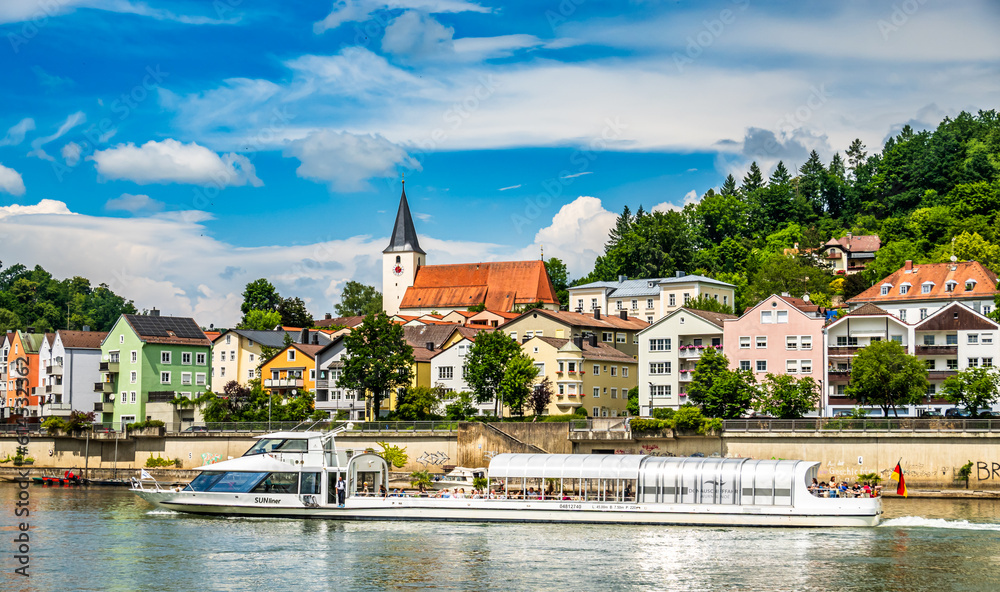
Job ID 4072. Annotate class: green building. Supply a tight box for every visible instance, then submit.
[96,313,212,429]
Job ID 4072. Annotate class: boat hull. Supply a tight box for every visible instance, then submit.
[133,492,881,528]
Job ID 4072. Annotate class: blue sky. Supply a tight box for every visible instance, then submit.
[1,0,998,326]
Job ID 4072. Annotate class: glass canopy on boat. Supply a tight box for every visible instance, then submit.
[488,454,645,481]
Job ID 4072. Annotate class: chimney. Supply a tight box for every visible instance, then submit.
[150,308,160,317]
[325,313,332,320]
[617,275,625,283]
[83,325,90,332]
[573,336,583,349]
[300,328,309,344]
[589,334,597,347]
[594,309,601,320]
[575,307,583,313]
[846,232,852,242]
[311,333,319,345]
[904,260,913,272]
[26,327,34,334]
[675,271,684,278]
[426,341,434,351]
[620,310,628,320]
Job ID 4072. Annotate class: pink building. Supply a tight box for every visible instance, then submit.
[723,295,828,407]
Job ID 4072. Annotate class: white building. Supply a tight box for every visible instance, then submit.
[314,337,365,421]
[430,337,494,415]
[569,273,736,325]
[37,330,108,418]
[847,260,999,320]
[637,307,736,416]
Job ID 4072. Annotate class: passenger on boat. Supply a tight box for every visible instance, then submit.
[440,489,452,499]
[379,484,388,498]
[362,485,370,497]
[336,476,346,507]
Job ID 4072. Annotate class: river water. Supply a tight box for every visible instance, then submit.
[2,484,999,592]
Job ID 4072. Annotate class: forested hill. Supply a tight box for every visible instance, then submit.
[0,262,137,333]
[577,110,1000,313]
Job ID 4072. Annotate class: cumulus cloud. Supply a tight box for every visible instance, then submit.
[104,193,165,215]
[285,130,420,192]
[515,196,617,276]
[61,141,82,166]
[0,163,26,196]
[652,190,700,213]
[0,118,35,147]
[313,0,490,34]
[0,199,73,218]
[90,139,263,187]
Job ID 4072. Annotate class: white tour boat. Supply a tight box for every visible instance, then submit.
[131,428,882,527]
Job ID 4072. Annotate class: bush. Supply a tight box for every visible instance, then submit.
[540,414,580,422]
[42,417,67,434]
[673,405,705,431]
[145,454,178,468]
[574,406,588,417]
[410,470,433,490]
[651,408,676,420]
[127,420,165,431]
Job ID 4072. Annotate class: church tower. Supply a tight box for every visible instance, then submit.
[382,182,425,316]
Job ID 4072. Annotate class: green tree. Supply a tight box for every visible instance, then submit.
[464,331,523,415]
[497,352,540,416]
[0,308,22,331]
[720,174,737,196]
[278,296,313,328]
[544,257,570,307]
[942,366,1000,416]
[335,281,383,317]
[741,161,765,194]
[238,309,282,331]
[684,294,734,315]
[337,312,414,419]
[444,391,477,420]
[755,374,820,418]
[769,161,792,186]
[626,386,639,416]
[392,385,442,420]
[686,347,757,419]
[240,279,281,324]
[846,340,928,416]
[528,376,554,416]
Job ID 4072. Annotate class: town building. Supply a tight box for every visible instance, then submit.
[37,330,107,418]
[0,333,11,414]
[314,314,366,329]
[3,330,46,418]
[314,336,365,421]
[847,260,999,319]
[522,335,637,417]
[466,309,519,328]
[97,313,212,430]
[637,308,736,416]
[382,184,560,316]
[428,327,496,416]
[568,273,736,324]
[825,302,1000,416]
[723,295,827,405]
[260,342,324,399]
[211,328,334,391]
[502,308,648,359]
[818,233,881,275]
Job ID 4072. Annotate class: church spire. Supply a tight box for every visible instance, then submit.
[383,181,425,254]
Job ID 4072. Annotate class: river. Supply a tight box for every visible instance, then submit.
[2,484,999,591]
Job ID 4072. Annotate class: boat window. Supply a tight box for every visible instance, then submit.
[251,472,299,494]
[186,472,224,492]
[206,472,269,493]
[300,472,321,495]
[244,438,309,456]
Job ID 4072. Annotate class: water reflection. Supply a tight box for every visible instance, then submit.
[2,485,999,592]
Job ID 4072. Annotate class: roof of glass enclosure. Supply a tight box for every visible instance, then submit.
[488,454,645,480]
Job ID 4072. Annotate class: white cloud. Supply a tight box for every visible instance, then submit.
[0,199,73,218]
[285,130,420,192]
[516,196,617,277]
[0,0,239,26]
[453,34,544,60]
[382,11,454,60]
[313,0,490,34]
[0,163,26,197]
[61,141,82,166]
[652,190,700,213]
[560,172,593,180]
[105,193,165,214]
[499,184,521,191]
[90,139,263,187]
[27,111,85,161]
[0,118,35,147]
[414,212,432,222]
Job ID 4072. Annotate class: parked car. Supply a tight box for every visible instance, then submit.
[92,425,116,433]
[183,425,209,432]
[832,410,856,418]
[945,408,972,418]
[918,409,944,418]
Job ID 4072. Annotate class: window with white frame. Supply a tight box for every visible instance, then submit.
[786,336,798,350]
[196,352,206,365]
[899,283,910,294]
[591,298,598,310]
[248,369,255,379]
[683,293,691,304]
[776,310,788,323]
[880,284,891,296]
[969,358,980,368]
[984,358,994,367]
[631,299,638,310]
[220,367,226,377]
[925,359,936,370]
[739,360,751,371]
[195,373,206,386]
[130,391,137,404]
[920,308,928,320]
[786,359,798,373]
[602,332,613,342]
[130,371,137,384]
[647,298,654,309]
[669,294,676,307]
[800,335,812,350]
[593,387,600,398]
[922,282,934,294]
[649,362,671,375]
[577,299,583,310]
[226,334,231,345]
[983,334,994,344]
[160,351,171,364]
[756,336,767,349]
[160,371,171,384]
[966,280,977,291]
[947,359,959,370]
[230,350,236,361]
[969,333,979,344]
[800,359,812,373]
[985,305,993,315]
[899,309,907,322]
[739,336,750,349]
[649,338,671,351]
[182,352,192,365]
[650,385,671,397]
[622,367,628,377]
[131,350,137,363]
[611,388,618,399]
[610,366,617,376]
[287,349,296,361]
[181,372,192,385]
[616,333,626,343]
[946,281,957,292]
[761,311,773,324]
[616,300,623,310]
[756,360,767,372]
[121,391,127,403]
[558,384,565,395]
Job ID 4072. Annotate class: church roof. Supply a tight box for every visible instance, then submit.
[383,184,425,255]
[400,261,559,311]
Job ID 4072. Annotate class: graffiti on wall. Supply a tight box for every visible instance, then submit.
[201,452,221,465]
[417,451,450,466]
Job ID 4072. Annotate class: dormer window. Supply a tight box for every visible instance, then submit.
[921,282,934,294]
[899,283,911,295]
[965,279,977,291]
[945,281,957,293]
[880,284,892,296]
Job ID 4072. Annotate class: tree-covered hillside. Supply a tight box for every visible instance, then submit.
[0,262,137,333]
[579,110,1000,313]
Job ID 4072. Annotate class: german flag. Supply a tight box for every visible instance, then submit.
[890,461,908,497]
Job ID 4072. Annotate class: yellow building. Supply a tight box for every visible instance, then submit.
[522,335,638,417]
[260,343,324,397]
[211,329,339,392]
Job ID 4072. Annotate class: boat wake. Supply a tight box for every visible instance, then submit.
[146,509,182,516]
[879,516,1000,531]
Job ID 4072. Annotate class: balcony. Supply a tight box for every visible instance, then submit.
[679,346,722,358]
[915,345,958,356]
[94,381,114,393]
[828,346,862,356]
[95,400,113,413]
[678,372,694,382]
[554,393,583,407]
[148,391,176,403]
[928,370,958,380]
[99,361,120,373]
[45,383,63,395]
[264,378,304,388]
[46,363,63,375]
[828,368,851,380]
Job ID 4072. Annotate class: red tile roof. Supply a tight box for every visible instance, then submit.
[400,261,559,312]
[510,308,649,331]
[848,261,1000,305]
[314,315,366,328]
[532,336,636,362]
[822,234,881,253]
